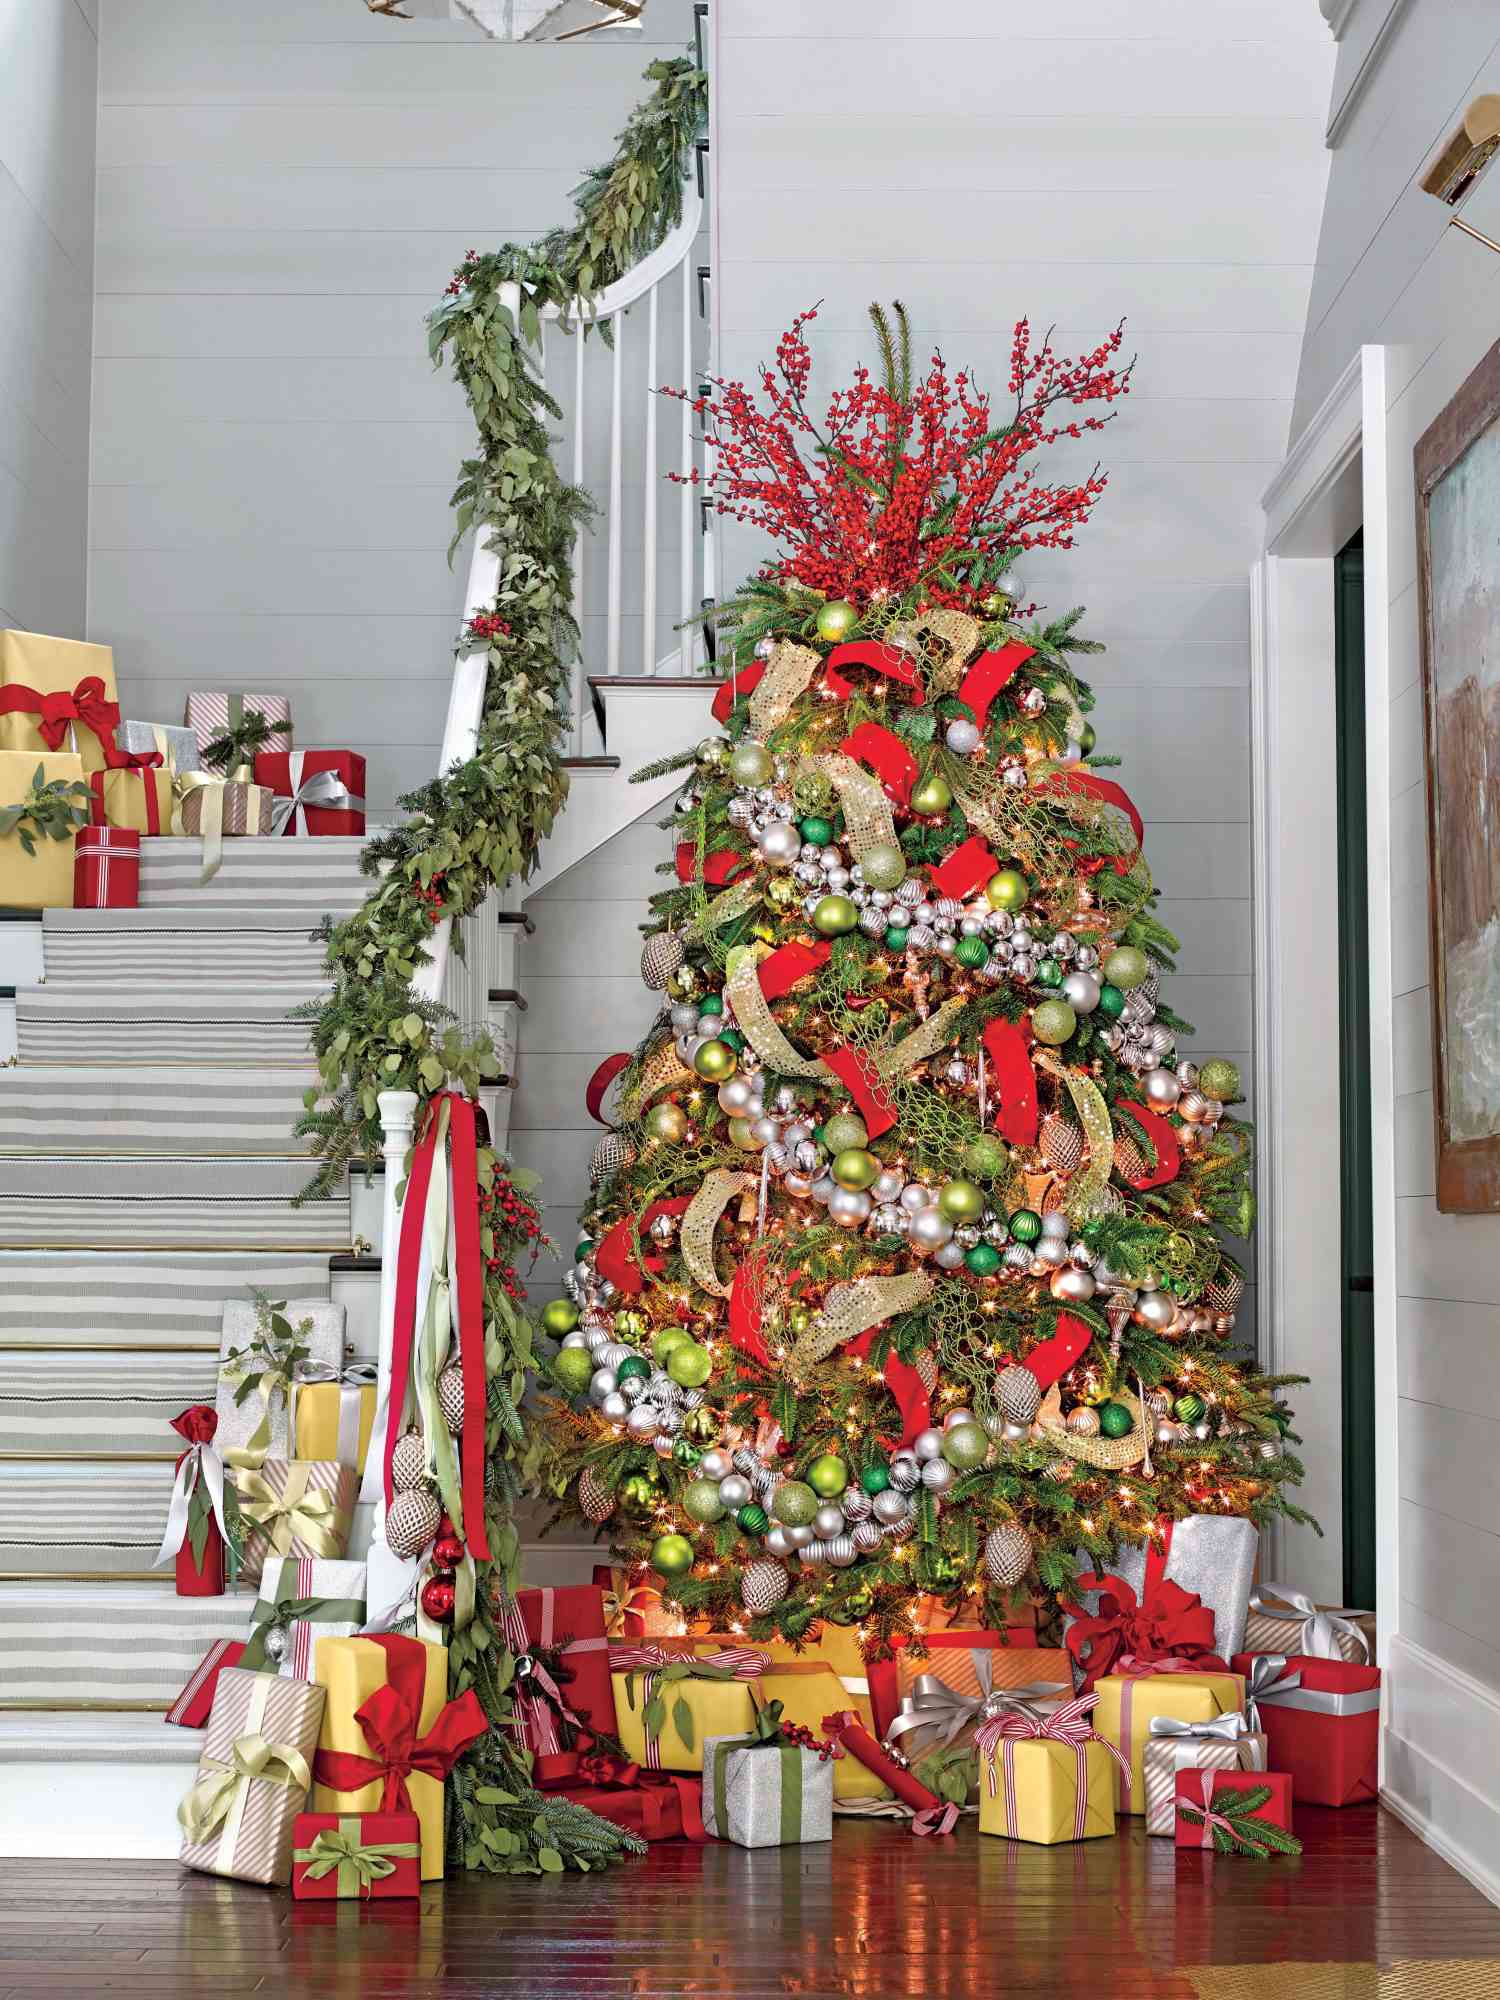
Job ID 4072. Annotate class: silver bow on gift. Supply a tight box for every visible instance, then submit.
[1243,1654,1302,1730]
[885,1655,1069,1758]
[269,764,365,836]
[1148,1712,1256,1745]
[289,1358,378,1469]
[1248,1582,1371,1662]
[1147,1710,1266,1775]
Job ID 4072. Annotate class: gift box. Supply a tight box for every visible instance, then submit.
[291,1810,421,1900]
[1233,1651,1380,1807]
[185,690,292,759]
[977,1733,1120,1845]
[216,1296,348,1462]
[1174,1767,1298,1854]
[180,776,274,838]
[74,825,139,909]
[0,750,86,909]
[0,629,120,772]
[86,764,173,837]
[255,748,366,837]
[886,1633,1073,1763]
[495,1584,618,1782]
[1242,1584,1374,1664]
[1093,1667,1245,1815]
[293,1369,378,1476]
[178,1664,325,1884]
[756,1665,890,1802]
[243,1555,367,1679]
[868,1624,1042,1739]
[702,1729,834,1847]
[312,1632,487,1880]
[1142,1713,1267,1836]
[594,1563,686,1640]
[230,1458,357,1588]
[117,719,201,777]
[558,1773,703,1842]
[1071,1515,1258,1663]
[610,1643,766,1774]
[167,1640,247,1728]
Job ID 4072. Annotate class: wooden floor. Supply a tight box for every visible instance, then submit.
[6,1808,1500,1998]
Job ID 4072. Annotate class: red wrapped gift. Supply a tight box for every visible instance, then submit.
[152,1405,232,1597]
[291,1810,421,1899]
[254,749,366,837]
[493,1584,616,1782]
[74,825,139,909]
[821,1708,958,1835]
[1233,1652,1380,1807]
[557,1754,706,1842]
[867,1626,1040,1739]
[1174,1766,1298,1853]
[166,1639,247,1728]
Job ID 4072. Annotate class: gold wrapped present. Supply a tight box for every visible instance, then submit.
[1093,1667,1245,1815]
[610,1642,766,1773]
[230,1457,356,1587]
[974,1702,1128,1846]
[1142,1713,1267,1835]
[293,1369,378,1476]
[178,1664,324,1884]
[85,765,174,836]
[0,629,119,772]
[0,750,85,909]
[755,1664,890,1802]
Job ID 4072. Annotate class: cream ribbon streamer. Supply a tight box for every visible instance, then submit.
[748,641,822,734]
[680,1169,754,1297]
[724,948,831,1081]
[152,1433,232,1570]
[792,1269,935,1370]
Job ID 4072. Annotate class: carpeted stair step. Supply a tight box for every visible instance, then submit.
[0,1065,317,1154]
[39,907,331,989]
[0,1351,219,1455]
[16,983,323,1066]
[0,1156,348,1250]
[0,1709,202,1761]
[0,1582,252,1707]
[0,1249,330,1348]
[139,835,372,913]
[0,1460,178,1574]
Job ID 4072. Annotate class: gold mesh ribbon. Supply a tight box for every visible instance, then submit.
[748,641,822,733]
[724,950,831,1081]
[681,875,762,941]
[792,1270,935,1370]
[680,1169,754,1298]
[623,1039,694,1115]
[891,609,981,693]
[798,752,899,863]
[1034,1383,1148,1469]
[1057,1069,1114,1222]
[877,996,969,1080]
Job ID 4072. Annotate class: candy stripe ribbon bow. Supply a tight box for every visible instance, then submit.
[610,1642,770,1771]
[974,1693,1132,1842]
[177,1731,311,1844]
[293,1823,420,1897]
[153,1405,234,1572]
[312,1633,488,1811]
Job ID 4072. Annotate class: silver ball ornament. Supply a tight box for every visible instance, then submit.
[717,1473,752,1510]
[920,1457,955,1493]
[945,719,983,754]
[872,1487,911,1525]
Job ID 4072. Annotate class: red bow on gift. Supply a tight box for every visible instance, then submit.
[312,1633,488,1811]
[1060,1571,1225,1694]
[170,1404,218,1449]
[0,676,123,760]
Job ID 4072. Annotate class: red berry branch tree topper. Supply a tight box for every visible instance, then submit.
[666,306,1131,612]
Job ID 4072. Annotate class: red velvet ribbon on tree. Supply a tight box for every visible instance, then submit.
[1059,1571,1226,1695]
[728,1249,774,1368]
[675,844,751,887]
[594,1197,692,1297]
[88,764,162,834]
[1118,1105,1180,1189]
[710,662,765,723]
[381,1090,490,1561]
[839,721,917,808]
[981,1017,1037,1145]
[756,937,829,1000]
[1017,1312,1094,1393]
[312,1632,488,1810]
[825,638,925,703]
[822,1043,898,1139]
[928,836,998,901]
[820,1710,957,1835]
[584,1053,631,1125]
[0,676,123,763]
[1046,771,1144,877]
[957,643,1035,729]
[844,1329,931,1447]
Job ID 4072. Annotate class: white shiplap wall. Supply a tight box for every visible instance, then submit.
[89,0,698,811]
[713,0,1338,1366]
[0,2,98,638]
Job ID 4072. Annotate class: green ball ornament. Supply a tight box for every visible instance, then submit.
[540,1298,580,1337]
[1030,999,1077,1046]
[963,1134,1009,1180]
[1173,1392,1206,1425]
[1096,983,1126,1020]
[619,1471,662,1519]
[574,1238,594,1261]
[615,1309,648,1339]
[682,1477,726,1524]
[736,1503,770,1536]
[683,1405,720,1443]
[884,925,910,952]
[729,741,775,788]
[937,1177,985,1223]
[650,1533,695,1578]
[717,1028,745,1053]
[985,868,1029,912]
[860,1462,891,1495]
[615,1355,650,1384]
[1096,1402,1134,1439]
[672,1438,703,1469]
[552,1346,594,1395]
[815,599,858,643]
[965,1243,1003,1277]
[667,1341,713,1389]
[910,774,953,816]
[1077,721,1097,756]
[1035,957,1063,988]
[693,1038,738,1083]
[697,994,723,1017]
[955,935,987,968]
[653,1325,691,1365]
[822,1111,869,1153]
[728,1117,760,1150]
[1008,1208,1042,1245]
[806,1454,849,1498]
[941,1421,990,1470]
[831,1147,880,1192]
[812,894,859,936]
[799,815,834,845]
[1198,1058,1242,1103]
[861,843,907,891]
[772,1480,820,1526]
[1101,945,1149,991]
[645,1101,688,1143]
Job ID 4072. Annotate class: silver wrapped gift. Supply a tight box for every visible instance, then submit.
[702,1732,834,1848]
[1069,1514,1258,1661]
[117,718,202,775]
[214,1296,346,1459]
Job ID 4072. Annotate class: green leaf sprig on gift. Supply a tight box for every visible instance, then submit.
[620,1657,750,1756]
[201,706,278,775]
[0,763,90,856]
[220,1291,314,1413]
[1176,1783,1303,1858]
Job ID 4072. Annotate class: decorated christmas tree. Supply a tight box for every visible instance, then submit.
[536,304,1309,1650]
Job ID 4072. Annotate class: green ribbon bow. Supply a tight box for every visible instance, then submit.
[710,1706,808,1847]
[293,1820,420,1897]
[241,1587,367,1672]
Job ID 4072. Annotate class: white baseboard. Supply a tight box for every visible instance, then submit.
[0,1761,189,1860]
[1382,1633,1500,1909]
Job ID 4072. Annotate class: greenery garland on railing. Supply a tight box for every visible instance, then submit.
[291,53,708,1875]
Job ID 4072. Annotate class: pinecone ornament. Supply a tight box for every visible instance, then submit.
[914,1348,940,1395]
[740,1559,789,1613]
[590,1131,637,1186]
[996,1363,1042,1425]
[385,1486,441,1560]
[437,1363,466,1433]
[578,1466,615,1524]
[1204,1268,1246,1312]
[984,1524,1034,1588]
[1039,1113,1083,1175]
[1112,1131,1145,1181]
[640,931,686,991]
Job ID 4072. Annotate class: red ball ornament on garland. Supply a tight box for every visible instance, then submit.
[431,1530,467,1573]
[420,1575,457,1622]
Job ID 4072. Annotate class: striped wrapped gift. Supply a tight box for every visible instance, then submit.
[178,1665,324,1885]
[245,1555,367,1680]
[231,1459,357,1589]
[1241,1584,1373,1664]
[1142,1713,1267,1835]
[184,692,291,759]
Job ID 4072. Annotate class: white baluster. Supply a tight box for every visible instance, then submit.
[642,281,658,676]
[679,253,694,672]
[365,1090,421,1611]
[607,309,624,678]
[571,318,586,751]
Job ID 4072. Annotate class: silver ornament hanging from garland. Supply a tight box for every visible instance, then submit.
[589,1131,637,1186]
[385,1486,441,1560]
[390,1428,428,1494]
[437,1363,467,1434]
[984,1523,1034,1588]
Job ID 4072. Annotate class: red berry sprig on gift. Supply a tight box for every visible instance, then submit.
[778,1720,845,1763]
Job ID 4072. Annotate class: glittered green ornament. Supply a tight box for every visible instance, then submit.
[965,1243,1003,1276]
[815,598,858,642]
[540,1298,580,1337]
[884,925,910,951]
[729,741,774,788]
[963,1134,1009,1180]
[682,1477,727,1523]
[652,1327,690,1367]
[910,774,953,816]
[1096,1401,1134,1439]
[860,1461,891,1495]
[861,843,907,891]
[1173,1392,1206,1425]
[937,1177,985,1223]
[799,815,834,845]
[552,1346,593,1395]
[1030,998,1077,1046]
[985,868,1029,912]
[940,1421,989,1469]
[615,1355,650,1384]
[736,1503,770,1535]
[1008,1208,1042,1245]
[694,1038,738,1083]
[822,1111,869,1153]
[650,1532,694,1578]
[618,1470,662,1519]
[955,935,987,968]
[667,1341,712,1388]
[683,1405,720,1443]
[771,1479,819,1526]
[1102,945,1149,990]
[1096,982,1126,1020]
[671,1439,703,1469]
[1198,1057,1242,1103]
[813,893,859,936]
[806,1454,848,1498]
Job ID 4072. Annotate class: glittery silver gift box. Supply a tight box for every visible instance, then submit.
[215,1297,347,1459]
[117,718,201,775]
[701,1733,834,1848]
[1069,1514,1258,1662]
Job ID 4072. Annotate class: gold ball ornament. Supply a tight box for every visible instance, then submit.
[1030,999,1077,1046]
[822,1111,868,1152]
[695,736,729,770]
[729,741,775,788]
[1101,945,1148,991]
[937,1177,985,1224]
[693,1039,738,1083]
[645,1100,689,1143]
[983,1524,1034,1588]
[683,1405,720,1444]
[813,893,859,936]
[1066,1406,1101,1437]
[1197,1058,1242,1103]
[618,1470,663,1519]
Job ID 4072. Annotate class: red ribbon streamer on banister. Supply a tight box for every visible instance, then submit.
[584,1053,631,1126]
[957,643,1035,729]
[825,639,925,703]
[981,1017,1038,1146]
[1046,770,1144,876]
[839,721,917,808]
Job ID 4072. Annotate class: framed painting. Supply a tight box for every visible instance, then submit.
[1415,338,1500,1211]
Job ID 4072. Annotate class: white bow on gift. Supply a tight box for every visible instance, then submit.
[152,1430,232,1570]
[1249,1583,1372,1662]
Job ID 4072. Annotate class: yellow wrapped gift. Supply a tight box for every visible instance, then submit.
[1093,1667,1245,1816]
[977,1736,1120,1845]
[0,629,118,772]
[610,1646,764,1774]
[85,765,175,837]
[293,1373,377,1477]
[0,750,86,909]
[754,1664,891,1802]
[312,1635,450,1879]
[688,1623,877,1734]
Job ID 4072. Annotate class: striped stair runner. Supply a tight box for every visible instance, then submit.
[136,835,372,912]
[0,1462,181,1574]
[16,985,326,1066]
[39,907,335,987]
[0,1249,330,1346]
[0,1584,250,1706]
[0,1156,348,1249]
[0,1066,317,1153]
[0,1351,220,1454]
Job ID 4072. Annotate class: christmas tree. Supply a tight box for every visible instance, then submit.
[536,304,1309,1649]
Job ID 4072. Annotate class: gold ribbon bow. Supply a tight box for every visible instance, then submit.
[232,1464,342,1558]
[178,1731,312,1843]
